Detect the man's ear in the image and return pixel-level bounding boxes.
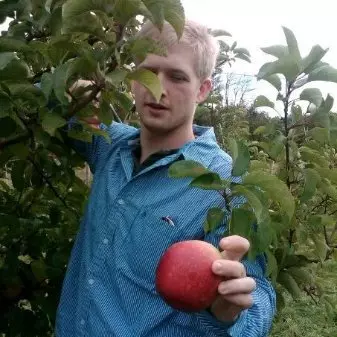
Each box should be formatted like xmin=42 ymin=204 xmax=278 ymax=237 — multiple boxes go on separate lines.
xmin=196 ymin=78 xmax=212 ymax=104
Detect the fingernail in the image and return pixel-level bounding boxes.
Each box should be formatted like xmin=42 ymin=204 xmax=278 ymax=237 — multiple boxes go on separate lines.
xmin=219 ymin=285 xmax=227 ymax=295
xmin=213 ymin=261 xmax=222 ymax=272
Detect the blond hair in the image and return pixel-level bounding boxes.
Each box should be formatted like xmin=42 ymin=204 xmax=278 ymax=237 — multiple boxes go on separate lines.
xmin=136 ymin=20 xmax=220 ymax=80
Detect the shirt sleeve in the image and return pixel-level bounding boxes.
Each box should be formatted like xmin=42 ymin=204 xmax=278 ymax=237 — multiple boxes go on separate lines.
xmin=196 ymin=235 xmax=276 ymax=337
xmin=194 ymin=154 xmax=277 ymax=336
xmin=62 ymin=119 xmax=134 ymax=174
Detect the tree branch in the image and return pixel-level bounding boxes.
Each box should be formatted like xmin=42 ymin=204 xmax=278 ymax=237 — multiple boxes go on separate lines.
xmin=288 ymin=121 xmax=313 ymax=130
xmin=28 ymin=157 xmax=78 ymax=217
xmin=0 ymin=131 xmax=30 ymax=150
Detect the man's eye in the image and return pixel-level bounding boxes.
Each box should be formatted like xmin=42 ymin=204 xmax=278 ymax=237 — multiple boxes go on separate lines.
xmin=171 ymin=74 xmax=187 ymax=81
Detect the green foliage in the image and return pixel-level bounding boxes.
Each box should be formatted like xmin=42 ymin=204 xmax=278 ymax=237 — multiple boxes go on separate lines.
xmin=1 ymin=0 xmax=337 ymax=335
xmin=178 ymin=26 xmax=337 ymax=331
xmin=0 ymin=0 xmax=186 ymax=336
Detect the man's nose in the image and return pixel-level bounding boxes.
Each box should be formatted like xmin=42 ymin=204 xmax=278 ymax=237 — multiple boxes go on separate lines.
xmin=157 ymin=72 xmax=168 ymax=97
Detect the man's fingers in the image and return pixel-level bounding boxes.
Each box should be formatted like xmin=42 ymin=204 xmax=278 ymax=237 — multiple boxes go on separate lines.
xmin=218 ymin=277 xmax=256 ymax=295
xmin=80 ymin=115 xmax=101 ymax=129
xmin=221 ymin=293 xmax=253 ymax=309
xmin=212 ymin=260 xmax=246 ymax=278
xmin=219 ymin=235 xmax=250 ymax=261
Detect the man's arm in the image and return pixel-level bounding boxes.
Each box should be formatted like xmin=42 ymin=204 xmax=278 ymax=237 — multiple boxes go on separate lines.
xmin=60 ymin=80 xmax=125 ymax=173
xmin=196 ymin=224 xmax=276 ymax=336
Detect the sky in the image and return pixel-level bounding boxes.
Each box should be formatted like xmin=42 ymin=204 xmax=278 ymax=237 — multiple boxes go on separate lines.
xmin=181 ymin=0 xmax=337 ymax=113
xmin=1 ymin=0 xmax=337 ymax=114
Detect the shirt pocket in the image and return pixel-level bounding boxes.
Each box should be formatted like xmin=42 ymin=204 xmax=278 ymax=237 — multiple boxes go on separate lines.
xmin=121 ymin=207 xmax=188 ymax=292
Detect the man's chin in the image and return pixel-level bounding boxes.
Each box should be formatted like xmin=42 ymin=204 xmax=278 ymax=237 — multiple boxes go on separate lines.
xmin=140 ymin=119 xmax=172 ymax=135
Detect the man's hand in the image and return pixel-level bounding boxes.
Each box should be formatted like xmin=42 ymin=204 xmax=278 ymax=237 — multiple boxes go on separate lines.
xmin=69 ymin=79 xmax=101 ymax=129
xmin=210 ymin=235 xmax=256 ymax=322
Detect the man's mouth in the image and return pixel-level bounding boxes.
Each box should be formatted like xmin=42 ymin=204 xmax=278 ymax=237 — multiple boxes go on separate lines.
xmin=145 ymin=102 xmax=168 ymax=110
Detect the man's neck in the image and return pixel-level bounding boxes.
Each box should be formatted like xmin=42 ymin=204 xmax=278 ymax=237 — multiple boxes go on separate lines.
xmin=139 ymin=125 xmax=195 ymax=164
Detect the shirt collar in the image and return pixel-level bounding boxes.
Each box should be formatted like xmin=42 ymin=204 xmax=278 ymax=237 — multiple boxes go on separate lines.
xmin=122 ymin=124 xmax=220 ymax=167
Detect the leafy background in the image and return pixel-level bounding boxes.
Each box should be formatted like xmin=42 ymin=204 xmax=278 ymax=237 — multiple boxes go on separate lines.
xmin=0 ymin=0 xmax=336 ymax=336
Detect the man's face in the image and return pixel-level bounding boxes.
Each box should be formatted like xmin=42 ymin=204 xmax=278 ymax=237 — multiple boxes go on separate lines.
xmin=132 ymin=43 xmax=211 ymax=135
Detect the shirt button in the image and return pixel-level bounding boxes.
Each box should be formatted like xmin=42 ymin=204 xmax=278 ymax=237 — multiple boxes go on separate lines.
xmin=88 ymin=279 xmax=94 ymax=285
xmin=103 ymin=238 xmax=109 ymax=244
xmin=80 ymin=319 xmax=85 ymax=325
xmin=117 ymin=199 xmax=125 ymax=205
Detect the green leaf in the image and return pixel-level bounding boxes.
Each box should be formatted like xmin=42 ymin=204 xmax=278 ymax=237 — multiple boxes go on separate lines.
xmin=309 ymin=127 xmax=330 ymax=144
xmin=53 ymin=62 xmax=74 ymax=104
xmin=40 ymin=72 xmax=53 ymax=100
xmin=261 ymin=74 xmax=282 ymax=92
xmin=322 ymin=94 xmax=334 ymax=113
xmin=0 ymin=59 xmax=30 ymax=80
xmin=261 ymin=45 xmax=288 ymax=59
xmin=9 ymin=143 xmax=29 ymax=160
xmin=300 ymin=168 xmax=321 ymax=202
xmin=313 ymin=236 xmax=329 ymax=263
xmin=68 ymin=129 xmax=93 ymax=142
xmin=210 ymin=29 xmax=232 ymax=37
xmin=31 ymin=260 xmax=48 ymax=283
xmin=257 ymin=56 xmax=300 ymax=82
xmin=0 ymin=52 xmax=17 ymax=69
xmin=128 ymin=37 xmax=167 ymax=63
xmin=316 ymin=167 xmax=337 ymax=185
xmin=299 ymin=146 xmax=329 ymax=167
xmin=62 ymin=10 xmax=105 ymax=37
xmin=204 ymin=207 xmax=225 ymax=233
xmin=113 ymin=0 xmax=143 ymax=24
xmin=319 ymin=178 xmax=337 ymax=200
xmin=234 ymin=53 xmax=251 ymax=63
xmin=233 ymin=47 xmax=250 ymax=56
xmin=105 ymin=69 xmax=128 ymax=86
xmin=90 ymin=127 xmax=111 ymax=144
xmin=229 ymin=208 xmax=254 ymax=239
xmin=142 ymin=0 xmax=185 ymax=39
xmin=42 ymin=113 xmax=67 ymax=136
xmin=282 ymin=26 xmax=301 ymax=62
xmin=232 ymin=185 xmax=269 ymax=225
xmin=62 ymin=0 xmax=106 ymax=21
xmin=287 ymin=267 xmax=314 ymax=286
xmin=275 ymin=289 xmax=286 ymax=312
xmin=243 ymin=172 xmax=295 ymax=222
xmin=302 ymin=45 xmax=328 ymax=73
xmin=0 ymin=37 xmax=29 ymax=52
xmin=0 ymin=116 xmax=16 ymax=137
xmin=229 ymin=139 xmax=250 ymax=176
xmin=265 ymin=249 xmax=278 ymax=283
xmin=308 ymin=65 xmax=337 ymax=83
xmin=291 ymin=104 xmax=302 ymax=123
xmin=230 ymin=41 xmax=237 ymax=51
xmin=11 ymin=160 xmax=26 ymax=191
xmin=109 ymin=90 xmax=134 ymax=112
xmin=190 ymin=172 xmax=229 ymax=190
xmin=96 ymin=102 xmax=113 ymax=126
xmin=253 ymin=95 xmax=275 ymax=109
xmin=277 ymin=271 xmax=302 ymax=299
xmin=168 ymin=160 xmax=209 ymax=178
xmin=127 ymin=68 xmax=162 ymax=102
xmin=160 ymin=0 xmax=185 ymax=40
xmin=299 ymin=88 xmax=323 ymax=107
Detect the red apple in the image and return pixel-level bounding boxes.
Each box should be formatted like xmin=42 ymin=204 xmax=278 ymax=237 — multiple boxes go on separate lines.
xmin=155 ymin=240 xmax=223 ymax=312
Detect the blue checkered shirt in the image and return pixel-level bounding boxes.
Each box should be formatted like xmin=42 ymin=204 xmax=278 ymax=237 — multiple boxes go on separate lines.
xmin=55 ymin=122 xmax=276 ymax=337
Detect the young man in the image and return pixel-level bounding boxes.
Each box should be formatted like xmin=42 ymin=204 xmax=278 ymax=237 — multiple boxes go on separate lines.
xmin=55 ymin=20 xmax=276 ymax=337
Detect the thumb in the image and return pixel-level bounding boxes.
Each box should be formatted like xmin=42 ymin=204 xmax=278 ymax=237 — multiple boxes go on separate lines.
xmin=219 ymin=235 xmax=250 ymax=261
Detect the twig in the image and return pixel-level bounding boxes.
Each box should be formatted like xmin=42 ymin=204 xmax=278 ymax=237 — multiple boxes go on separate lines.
xmin=0 ymin=131 xmax=30 ymax=150
xmin=28 ymin=157 xmax=78 ymax=218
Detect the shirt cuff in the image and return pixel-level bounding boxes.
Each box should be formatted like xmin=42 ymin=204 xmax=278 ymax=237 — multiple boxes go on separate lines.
xmin=197 ymin=308 xmax=248 ymax=336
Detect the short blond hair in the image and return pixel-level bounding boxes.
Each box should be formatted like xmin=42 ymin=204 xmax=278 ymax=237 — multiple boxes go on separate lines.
xmin=136 ymin=19 xmax=220 ymax=80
